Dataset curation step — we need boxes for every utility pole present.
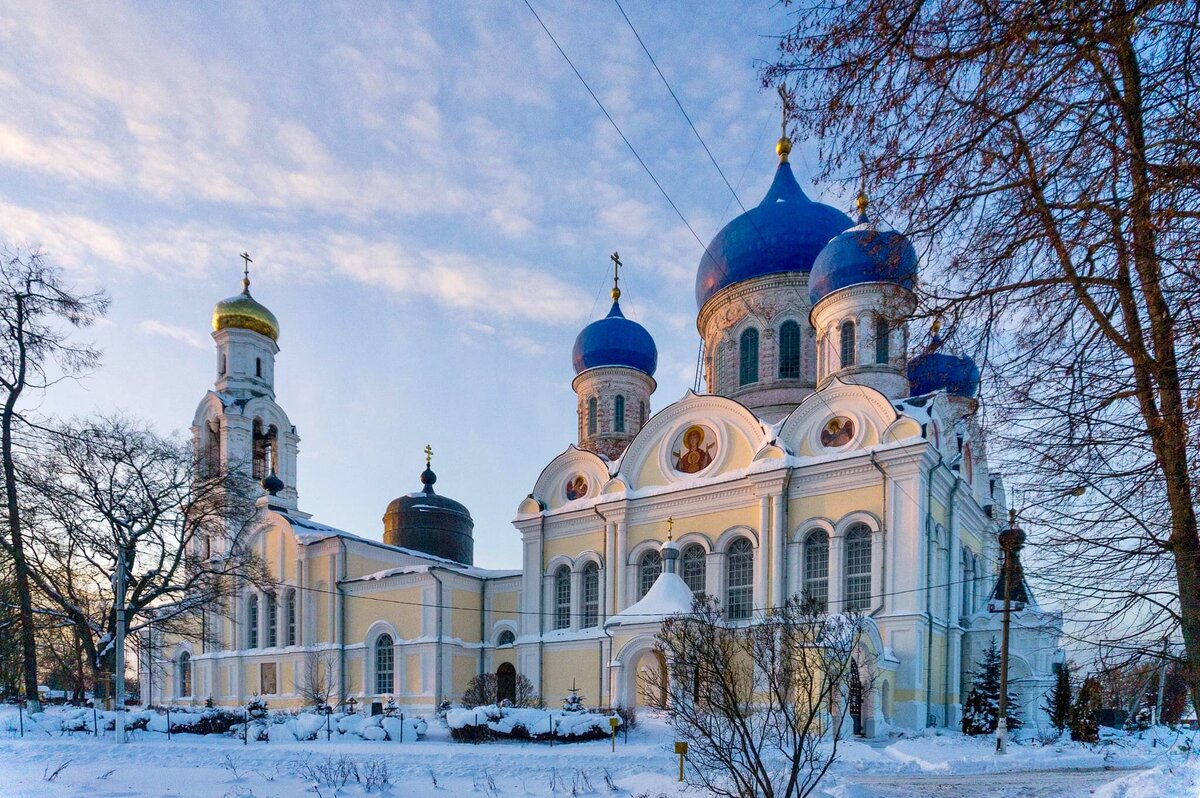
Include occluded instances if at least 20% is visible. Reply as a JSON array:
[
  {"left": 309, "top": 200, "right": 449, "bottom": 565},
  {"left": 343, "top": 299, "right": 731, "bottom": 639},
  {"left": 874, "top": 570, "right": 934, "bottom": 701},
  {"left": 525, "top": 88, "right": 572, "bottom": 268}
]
[
  {"left": 114, "top": 547, "right": 127, "bottom": 744},
  {"left": 993, "top": 509, "right": 1026, "bottom": 755}
]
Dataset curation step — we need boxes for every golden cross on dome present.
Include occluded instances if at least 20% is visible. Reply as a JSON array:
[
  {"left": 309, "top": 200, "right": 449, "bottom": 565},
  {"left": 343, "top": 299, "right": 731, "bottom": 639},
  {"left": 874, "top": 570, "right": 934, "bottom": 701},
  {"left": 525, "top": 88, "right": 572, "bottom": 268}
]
[
  {"left": 667, "top": 516, "right": 674, "bottom": 541},
  {"left": 776, "top": 84, "right": 793, "bottom": 163},
  {"left": 240, "top": 252, "right": 253, "bottom": 292},
  {"left": 610, "top": 251, "right": 622, "bottom": 301},
  {"left": 424, "top": 444, "right": 433, "bottom": 468}
]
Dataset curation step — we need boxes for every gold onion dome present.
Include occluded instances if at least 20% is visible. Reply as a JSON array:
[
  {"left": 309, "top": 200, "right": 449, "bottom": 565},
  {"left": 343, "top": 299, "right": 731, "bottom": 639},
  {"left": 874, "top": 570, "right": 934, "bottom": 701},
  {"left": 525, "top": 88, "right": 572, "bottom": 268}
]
[{"left": 212, "top": 276, "right": 279, "bottom": 341}]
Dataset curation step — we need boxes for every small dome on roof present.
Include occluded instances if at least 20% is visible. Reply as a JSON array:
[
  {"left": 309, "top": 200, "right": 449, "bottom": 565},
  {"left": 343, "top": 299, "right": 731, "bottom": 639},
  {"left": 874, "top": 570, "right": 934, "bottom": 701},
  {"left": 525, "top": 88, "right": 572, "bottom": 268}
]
[
  {"left": 908, "top": 332, "right": 980, "bottom": 398},
  {"left": 695, "top": 154, "right": 852, "bottom": 309},
  {"left": 809, "top": 197, "right": 918, "bottom": 306},
  {"left": 383, "top": 459, "right": 474, "bottom": 565},
  {"left": 213, "top": 277, "right": 279, "bottom": 341},
  {"left": 572, "top": 299, "right": 657, "bottom": 377}
]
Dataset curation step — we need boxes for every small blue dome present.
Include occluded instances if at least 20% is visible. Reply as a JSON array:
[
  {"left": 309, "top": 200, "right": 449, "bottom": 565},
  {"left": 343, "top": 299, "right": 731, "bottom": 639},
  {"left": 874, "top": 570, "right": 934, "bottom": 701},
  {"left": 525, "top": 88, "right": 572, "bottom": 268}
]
[
  {"left": 809, "top": 222, "right": 918, "bottom": 306},
  {"left": 908, "top": 338, "right": 980, "bottom": 398},
  {"left": 572, "top": 300, "right": 657, "bottom": 377},
  {"left": 695, "top": 161, "right": 852, "bottom": 309}
]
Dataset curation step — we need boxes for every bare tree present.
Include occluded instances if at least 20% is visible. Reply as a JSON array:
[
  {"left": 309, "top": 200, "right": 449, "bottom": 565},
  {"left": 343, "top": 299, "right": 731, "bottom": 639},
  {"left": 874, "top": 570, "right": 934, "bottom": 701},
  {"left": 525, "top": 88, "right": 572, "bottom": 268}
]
[
  {"left": 0, "top": 250, "right": 108, "bottom": 709},
  {"left": 298, "top": 649, "right": 338, "bottom": 709},
  {"left": 647, "top": 596, "right": 868, "bottom": 798},
  {"left": 765, "top": 0, "right": 1200, "bottom": 706},
  {"left": 23, "top": 414, "right": 265, "bottom": 699}
]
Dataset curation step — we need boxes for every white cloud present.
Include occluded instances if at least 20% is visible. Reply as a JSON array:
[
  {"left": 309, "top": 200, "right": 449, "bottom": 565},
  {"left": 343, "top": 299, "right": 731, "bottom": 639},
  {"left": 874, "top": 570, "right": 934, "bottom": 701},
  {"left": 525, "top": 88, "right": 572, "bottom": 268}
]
[{"left": 138, "top": 319, "right": 206, "bottom": 350}]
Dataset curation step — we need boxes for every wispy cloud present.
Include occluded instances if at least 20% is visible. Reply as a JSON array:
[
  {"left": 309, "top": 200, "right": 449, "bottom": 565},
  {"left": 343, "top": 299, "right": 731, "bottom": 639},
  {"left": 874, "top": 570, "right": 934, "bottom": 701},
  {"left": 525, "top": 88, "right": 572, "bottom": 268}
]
[{"left": 138, "top": 320, "right": 207, "bottom": 350}]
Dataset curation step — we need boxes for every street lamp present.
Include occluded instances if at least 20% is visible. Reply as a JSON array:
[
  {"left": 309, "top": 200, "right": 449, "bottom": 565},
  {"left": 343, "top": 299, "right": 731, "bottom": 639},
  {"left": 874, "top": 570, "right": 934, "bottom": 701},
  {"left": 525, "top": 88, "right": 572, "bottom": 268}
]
[{"left": 988, "top": 509, "right": 1028, "bottom": 755}]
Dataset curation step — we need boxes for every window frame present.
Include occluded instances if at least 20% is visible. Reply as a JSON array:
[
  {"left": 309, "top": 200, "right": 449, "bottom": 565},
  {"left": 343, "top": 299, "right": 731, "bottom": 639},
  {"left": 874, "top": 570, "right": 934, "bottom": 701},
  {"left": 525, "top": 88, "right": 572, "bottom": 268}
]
[
  {"left": 874, "top": 317, "right": 890, "bottom": 364},
  {"left": 803, "top": 530, "right": 830, "bottom": 612},
  {"left": 681, "top": 544, "right": 706, "bottom": 597},
  {"left": 739, "top": 328, "right": 760, "bottom": 386},
  {"left": 614, "top": 395, "right": 626, "bottom": 433},
  {"left": 586, "top": 397, "right": 597, "bottom": 436},
  {"left": 178, "top": 651, "right": 192, "bottom": 698},
  {"left": 638, "top": 549, "right": 662, "bottom": 600},
  {"left": 554, "top": 565, "right": 571, "bottom": 630},
  {"left": 582, "top": 561, "right": 600, "bottom": 628},
  {"left": 246, "top": 594, "right": 259, "bottom": 649},
  {"left": 375, "top": 633, "right": 394, "bottom": 695},
  {"left": 843, "top": 524, "right": 872, "bottom": 611},
  {"left": 778, "top": 320, "right": 801, "bottom": 379},
  {"left": 839, "top": 320, "right": 856, "bottom": 368},
  {"left": 725, "top": 538, "right": 754, "bottom": 621}
]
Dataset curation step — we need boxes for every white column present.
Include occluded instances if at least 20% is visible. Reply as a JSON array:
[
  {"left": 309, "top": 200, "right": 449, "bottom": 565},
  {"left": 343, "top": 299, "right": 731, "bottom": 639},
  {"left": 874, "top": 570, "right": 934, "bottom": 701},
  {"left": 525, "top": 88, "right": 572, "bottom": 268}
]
[
  {"left": 770, "top": 493, "right": 785, "bottom": 610},
  {"left": 604, "top": 522, "right": 616, "bottom": 616},
  {"left": 756, "top": 496, "right": 769, "bottom": 612},
  {"left": 615, "top": 521, "right": 628, "bottom": 611}
]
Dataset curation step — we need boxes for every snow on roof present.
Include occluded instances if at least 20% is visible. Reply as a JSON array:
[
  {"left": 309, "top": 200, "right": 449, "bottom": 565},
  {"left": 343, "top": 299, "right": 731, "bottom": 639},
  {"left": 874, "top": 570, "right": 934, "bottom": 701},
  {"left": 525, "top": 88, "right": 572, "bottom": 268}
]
[
  {"left": 279, "top": 513, "right": 519, "bottom": 581},
  {"left": 605, "top": 571, "right": 694, "bottom": 628}
]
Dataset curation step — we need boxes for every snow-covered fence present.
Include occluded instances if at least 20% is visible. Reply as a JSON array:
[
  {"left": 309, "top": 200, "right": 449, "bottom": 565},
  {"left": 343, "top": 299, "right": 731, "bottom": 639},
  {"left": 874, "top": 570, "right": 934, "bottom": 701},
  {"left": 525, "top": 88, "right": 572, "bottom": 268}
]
[{"left": 445, "top": 704, "right": 622, "bottom": 744}]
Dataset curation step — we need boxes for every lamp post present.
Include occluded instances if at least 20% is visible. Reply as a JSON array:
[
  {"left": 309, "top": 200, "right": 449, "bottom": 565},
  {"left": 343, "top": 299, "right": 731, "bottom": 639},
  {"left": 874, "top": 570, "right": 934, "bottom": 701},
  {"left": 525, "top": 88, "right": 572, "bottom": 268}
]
[{"left": 991, "top": 509, "right": 1026, "bottom": 755}]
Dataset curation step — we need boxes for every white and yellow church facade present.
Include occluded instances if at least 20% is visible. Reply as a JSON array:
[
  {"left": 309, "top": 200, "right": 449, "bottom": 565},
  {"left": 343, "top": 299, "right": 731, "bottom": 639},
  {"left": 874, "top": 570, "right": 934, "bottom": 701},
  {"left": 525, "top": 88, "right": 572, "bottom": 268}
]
[{"left": 142, "top": 135, "right": 1062, "bottom": 737}]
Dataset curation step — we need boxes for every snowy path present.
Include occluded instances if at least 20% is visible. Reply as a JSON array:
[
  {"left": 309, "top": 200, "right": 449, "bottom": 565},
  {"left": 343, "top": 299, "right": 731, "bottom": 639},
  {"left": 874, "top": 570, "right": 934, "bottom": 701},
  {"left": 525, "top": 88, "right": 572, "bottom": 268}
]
[{"left": 842, "top": 767, "right": 1146, "bottom": 798}]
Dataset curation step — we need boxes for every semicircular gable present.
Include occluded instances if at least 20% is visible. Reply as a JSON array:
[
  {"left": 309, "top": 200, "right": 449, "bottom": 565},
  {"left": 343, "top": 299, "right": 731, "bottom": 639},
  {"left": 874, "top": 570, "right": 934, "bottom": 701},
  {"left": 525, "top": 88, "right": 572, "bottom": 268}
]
[
  {"left": 243, "top": 397, "right": 294, "bottom": 432},
  {"left": 618, "top": 391, "right": 767, "bottom": 491},
  {"left": 778, "top": 378, "right": 900, "bottom": 457},
  {"left": 191, "top": 391, "right": 225, "bottom": 429},
  {"left": 529, "top": 445, "right": 610, "bottom": 512}
]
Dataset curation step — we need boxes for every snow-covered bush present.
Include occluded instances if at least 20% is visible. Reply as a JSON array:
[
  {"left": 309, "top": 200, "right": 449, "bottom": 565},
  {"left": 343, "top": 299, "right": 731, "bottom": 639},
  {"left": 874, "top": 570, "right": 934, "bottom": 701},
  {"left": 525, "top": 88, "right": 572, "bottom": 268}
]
[{"left": 446, "top": 704, "right": 620, "bottom": 743}]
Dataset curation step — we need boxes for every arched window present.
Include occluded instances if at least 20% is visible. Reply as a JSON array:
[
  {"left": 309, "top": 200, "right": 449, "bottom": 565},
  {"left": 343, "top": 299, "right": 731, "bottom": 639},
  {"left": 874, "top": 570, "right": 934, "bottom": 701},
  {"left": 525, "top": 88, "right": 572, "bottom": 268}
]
[
  {"left": 839, "top": 321, "right": 856, "bottom": 368},
  {"left": 844, "top": 525, "right": 872, "bottom": 611},
  {"left": 681, "top": 544, "right": 706, "bottom": 597},
  {"left": 265, "top": 593, "right": 277, "bottom": 647},
  {"left": 638, "top": 550, "right": 662, "bottom": 599},
  {"left": 778, "top": 320, "right": 801, "bottom": 379},
  {"left": 614, "top": 395, "right": 626, "bottom": 433},
  {"left": 178, "top": 651, "right": 192, "bottom": 697},
  {"left": 803, "top": 530, "right": 830, "bottom": 612},
  {"left": 739, "top": 328, "right": 759, "bottom": 385},
  {"left": 496, "top": 629, "right": 516, "bottom": 647},
  {"left": 639, "top": 401, "right": 646, "bottom": 428},
  {"left": 285, "top": 590, "right": 297, "bottom": 647},
  {"left": 714, "top": 341, "right": 726, "bottom": 387},
  {"left": 582, "top": 562, "right": 600, "bottom": 628},
  {"left": 256, "top": 357, "right": 262, "bottom": 378},
  {"left": 554, "top": 565, "right": 571, "bottom": 630},
  {"left": 246, "top": 594, "right": 259, "bottom": 649},
  {"left": 726, "top": 538, "right": 754, "bottom": 620},
  {"left": 874, "top": 317, "right": 890, "bottom": 364},
  {"left": 375, "top": 634, "right": 394, "bottom": 694},
  {"left": 587, "top": 397, "right": 597, "bottom": 436},
  {"left": 218, "top": 353, "right": 226, "bottom": 376},
  {"left": 497, "top": 662, "right": 516, "bottom": 704}
]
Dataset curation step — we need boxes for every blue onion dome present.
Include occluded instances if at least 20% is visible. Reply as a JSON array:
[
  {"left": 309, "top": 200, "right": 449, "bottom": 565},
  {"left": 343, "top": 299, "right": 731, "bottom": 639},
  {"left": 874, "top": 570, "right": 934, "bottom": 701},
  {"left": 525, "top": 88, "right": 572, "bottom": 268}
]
[
  {"left": 908, "top": 325, "right": 981, "bottom": 398},
  {"left": 572, "top": 292, "right": 657, "bottom": 377},
  {"left": 809, "top": 194, "right": 919, "bottom": 306},
  {"left": 695, "top": 139, "right": 852, "bottom": 309}
]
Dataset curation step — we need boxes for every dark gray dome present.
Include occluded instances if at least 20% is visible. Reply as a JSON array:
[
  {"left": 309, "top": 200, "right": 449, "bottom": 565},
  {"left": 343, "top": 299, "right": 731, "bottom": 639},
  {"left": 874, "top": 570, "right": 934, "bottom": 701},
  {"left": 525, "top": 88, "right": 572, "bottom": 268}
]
[{"left": 383, "top": 466, "right": 474, "bottom": 565}]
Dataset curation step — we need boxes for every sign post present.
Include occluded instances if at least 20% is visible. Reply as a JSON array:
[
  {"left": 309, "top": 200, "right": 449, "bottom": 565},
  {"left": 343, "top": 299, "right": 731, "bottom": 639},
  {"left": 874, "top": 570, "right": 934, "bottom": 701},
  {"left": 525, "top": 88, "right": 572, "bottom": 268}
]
[
  {"left": 674, "top": 741, "right": 688, "bottom": 782},
  {"left": 609, "top": 716, "right": 618, "bottom": 752}
]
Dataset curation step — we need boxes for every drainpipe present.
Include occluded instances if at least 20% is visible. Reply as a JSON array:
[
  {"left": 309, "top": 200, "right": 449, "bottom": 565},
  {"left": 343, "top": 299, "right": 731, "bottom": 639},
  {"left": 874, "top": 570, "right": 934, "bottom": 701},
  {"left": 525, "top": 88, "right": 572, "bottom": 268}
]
[
  {"left": 337, "top": 538, "right": 347, "bottom": 708},
  {"left": 536, "top": 507, "right": 546, "bottom": 704},
  {"left": 868, "top": 451, "right": 887, "bottom": 616},
  {"left": 593, "top": 505, "right": 610, "bottom": 707},
  {"left": 923, "top": 450, "right": 943, "bottom": 726},
  {"left": 479, "top": 577, "right": 488, "bottom": 677},
  {"left": 429, "top": 567, "right": 445, "bottom": 708},
  {"left": 943, "top": 478, "right": 961, "bottom": 726}
]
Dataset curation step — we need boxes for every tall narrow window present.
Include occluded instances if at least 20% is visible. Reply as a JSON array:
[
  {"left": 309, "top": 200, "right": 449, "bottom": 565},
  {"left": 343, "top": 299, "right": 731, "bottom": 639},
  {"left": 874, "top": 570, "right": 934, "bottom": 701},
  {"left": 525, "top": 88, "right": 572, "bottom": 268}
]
[
  {"left": 587, "top": 397, "right": 597, "bottom": 436},
  {"left": 726, "top": 538, "right": 754, "bottom": 620},
  {"left": 582, "top": 562, "right": 600, "bottom": 628},
  {"left": 178, "top": 651, "right": 192, "bottom": 697},
  {"left": 639, "top": 550, "right": 662, "bottom": 599},
  {"left": 256, "top": 357, "right": 263, "bottom": 377},
  {"left": 218, "top": 353, "right": 227, "bottom": 376},
  {"left": 614, "top": 395, "right": 626, "bottom": 433},
  {"left": 874, "top": 317, "right": 890, "bottom": 364},
  {"left": 265, "top": 593, "right": 277, "bottom": 647},
  {"left": 285, "top": 590, "right": 297, "bottom": 647},
  {"left": 778, "top": 320, "right": 801, "bottom": 379},
  {"left": 681, "top": 544, "right": 706, "bottom": 597},
  {"left": 803, "top": 531, "right": 830, "bottom": 612},
  {"left": 714, "top": 342, "right": 726, "bottom": 387},
  {"left": 844, "top": 525, "right": 872, "bottom": 611},
  {"left": 840, "top": 321, "right": 856, "bottom": 368},
  {"left": 554, "top": 565, "right": 571, "bottom": 630},
  {"left": 375, "top": 634, "right": 394, "bottom": 694},
  {"left": 961, "top": 551, "right": 974, "bottom": 617},
  {"left": 739, "top": 328, "right": 759, "bottom": 385},
  {"left": 246, "top": 594, "right": 259, "bottom": 649},
  {"left": 639, "top": 401, "right": 646, "bottom": 428}
]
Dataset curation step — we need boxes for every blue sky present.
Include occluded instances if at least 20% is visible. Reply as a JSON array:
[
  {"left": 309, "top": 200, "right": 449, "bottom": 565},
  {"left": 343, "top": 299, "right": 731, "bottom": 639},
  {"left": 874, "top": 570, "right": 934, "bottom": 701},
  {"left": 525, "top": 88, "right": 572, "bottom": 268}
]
[{"left": 0, "top": 2, "right": 862, "bottom": 569}]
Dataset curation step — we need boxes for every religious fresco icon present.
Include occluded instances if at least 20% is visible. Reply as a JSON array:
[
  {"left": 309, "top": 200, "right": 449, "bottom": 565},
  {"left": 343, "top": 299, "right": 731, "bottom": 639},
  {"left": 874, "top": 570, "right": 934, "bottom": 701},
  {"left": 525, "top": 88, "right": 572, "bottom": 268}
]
[
  {"left": 820, "top": 416, "right": 855, "bottom": 448},
  {"left": 564, "top": 474, "right": 589, "bottom": 501},
  {"left": 672, "top": 424, "right": 717, "bottom": 474}
]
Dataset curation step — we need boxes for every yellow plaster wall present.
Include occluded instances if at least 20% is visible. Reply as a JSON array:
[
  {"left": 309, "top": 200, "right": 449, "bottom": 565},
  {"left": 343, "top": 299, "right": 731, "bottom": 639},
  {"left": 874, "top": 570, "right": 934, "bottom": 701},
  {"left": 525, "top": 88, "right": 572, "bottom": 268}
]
[
  {"left": 346, "top": 550, "right": 408, "bottom": 579},
  {"left": 628, "top": 505, "right": 759, "bottom": 550},
  {"left": 489, "top": 589, "right": 518, "bottom": 616},
  {"left": 789, "top": 486, "right": 882, "bottom": 531},
  {"left": 542, "top": 645, "right": 604, "bottom": 706},
  {"left": 406, "top": 654, "right": 422, "bottom": 694},
  {"left": 543, "top": 530, "right": 604, "bottom": 565},
  {"left": 451, "top": 588, "right": 482, "bottom": 642},
  {"left": 451, "top": 653, "right": 478, "bottom": 700},
  {"left": 343, "top": 586, "right": 423, "bottom": 641}
]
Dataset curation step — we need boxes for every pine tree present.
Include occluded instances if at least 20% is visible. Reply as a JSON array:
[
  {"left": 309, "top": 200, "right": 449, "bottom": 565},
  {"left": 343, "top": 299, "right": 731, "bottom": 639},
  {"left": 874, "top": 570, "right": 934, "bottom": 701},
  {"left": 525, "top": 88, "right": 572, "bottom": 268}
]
[
  {"left": 1043, "top": 662, "right": 1072, "bottom": 734},
  {"left": 961, "top": 638, "right": 1023, "bottom": 735},
  {"left": 1069, "top": 676, "right": 1100, "bottom": 742},
  {"left": 563, "top": 680, "right": 586, "bottom": 713}
]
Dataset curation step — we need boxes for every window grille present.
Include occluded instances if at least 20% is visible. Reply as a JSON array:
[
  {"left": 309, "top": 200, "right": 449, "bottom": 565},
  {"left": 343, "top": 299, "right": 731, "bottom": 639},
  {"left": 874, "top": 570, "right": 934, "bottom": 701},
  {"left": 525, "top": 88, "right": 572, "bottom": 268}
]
[
  {"left": 739, "top": 328, "right": 759, "bottom": 385},
  {"left": 582, "top": 562, "right": 600, "bottom": 628},
  {"left": 844, "top": 525, "right": 872, "bottom": 611},
  {"left": 375, "top": 634, "right": 394, "bottom": 694},
  {"left": 614, "top": 395, "right": 626, "bottom": 433},
  {"left": 681, "top": 544, "right": 706, "bottom": 596},
  {"left": 554, "top": 565, "right": 571, "bottom": 630},
  {"left": 246, "top": 595, "right": 258, "bottom": 649},
  {"left": 840, "top": 321, "right": 856, "bottom": 368},
  {"left": 804, "top": 531, "right": 829, "bottom": 611},
  {"left": 639, "top": 550, "right": 662, "bottom": 599},
  {"left": 726, "top": 538, "right": 754, "bottom": 620},
  {"left": 779, "top": 321, "right": 801, "bottom": 379}
]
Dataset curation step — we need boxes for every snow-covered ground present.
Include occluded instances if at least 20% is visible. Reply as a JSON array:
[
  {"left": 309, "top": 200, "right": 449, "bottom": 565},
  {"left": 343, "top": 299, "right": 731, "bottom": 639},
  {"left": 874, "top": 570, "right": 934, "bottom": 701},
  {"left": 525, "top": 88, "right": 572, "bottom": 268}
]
[{"left": 0, "top": 706, "right": 1196, "bottom": 797}]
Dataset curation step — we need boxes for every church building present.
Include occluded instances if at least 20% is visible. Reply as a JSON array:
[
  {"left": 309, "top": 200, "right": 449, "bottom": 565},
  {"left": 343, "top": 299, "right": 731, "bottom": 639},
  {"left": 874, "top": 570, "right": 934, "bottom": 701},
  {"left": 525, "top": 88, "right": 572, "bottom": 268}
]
[{"left": 142, "top": 127, "right": 1063, "bottom": 737}]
